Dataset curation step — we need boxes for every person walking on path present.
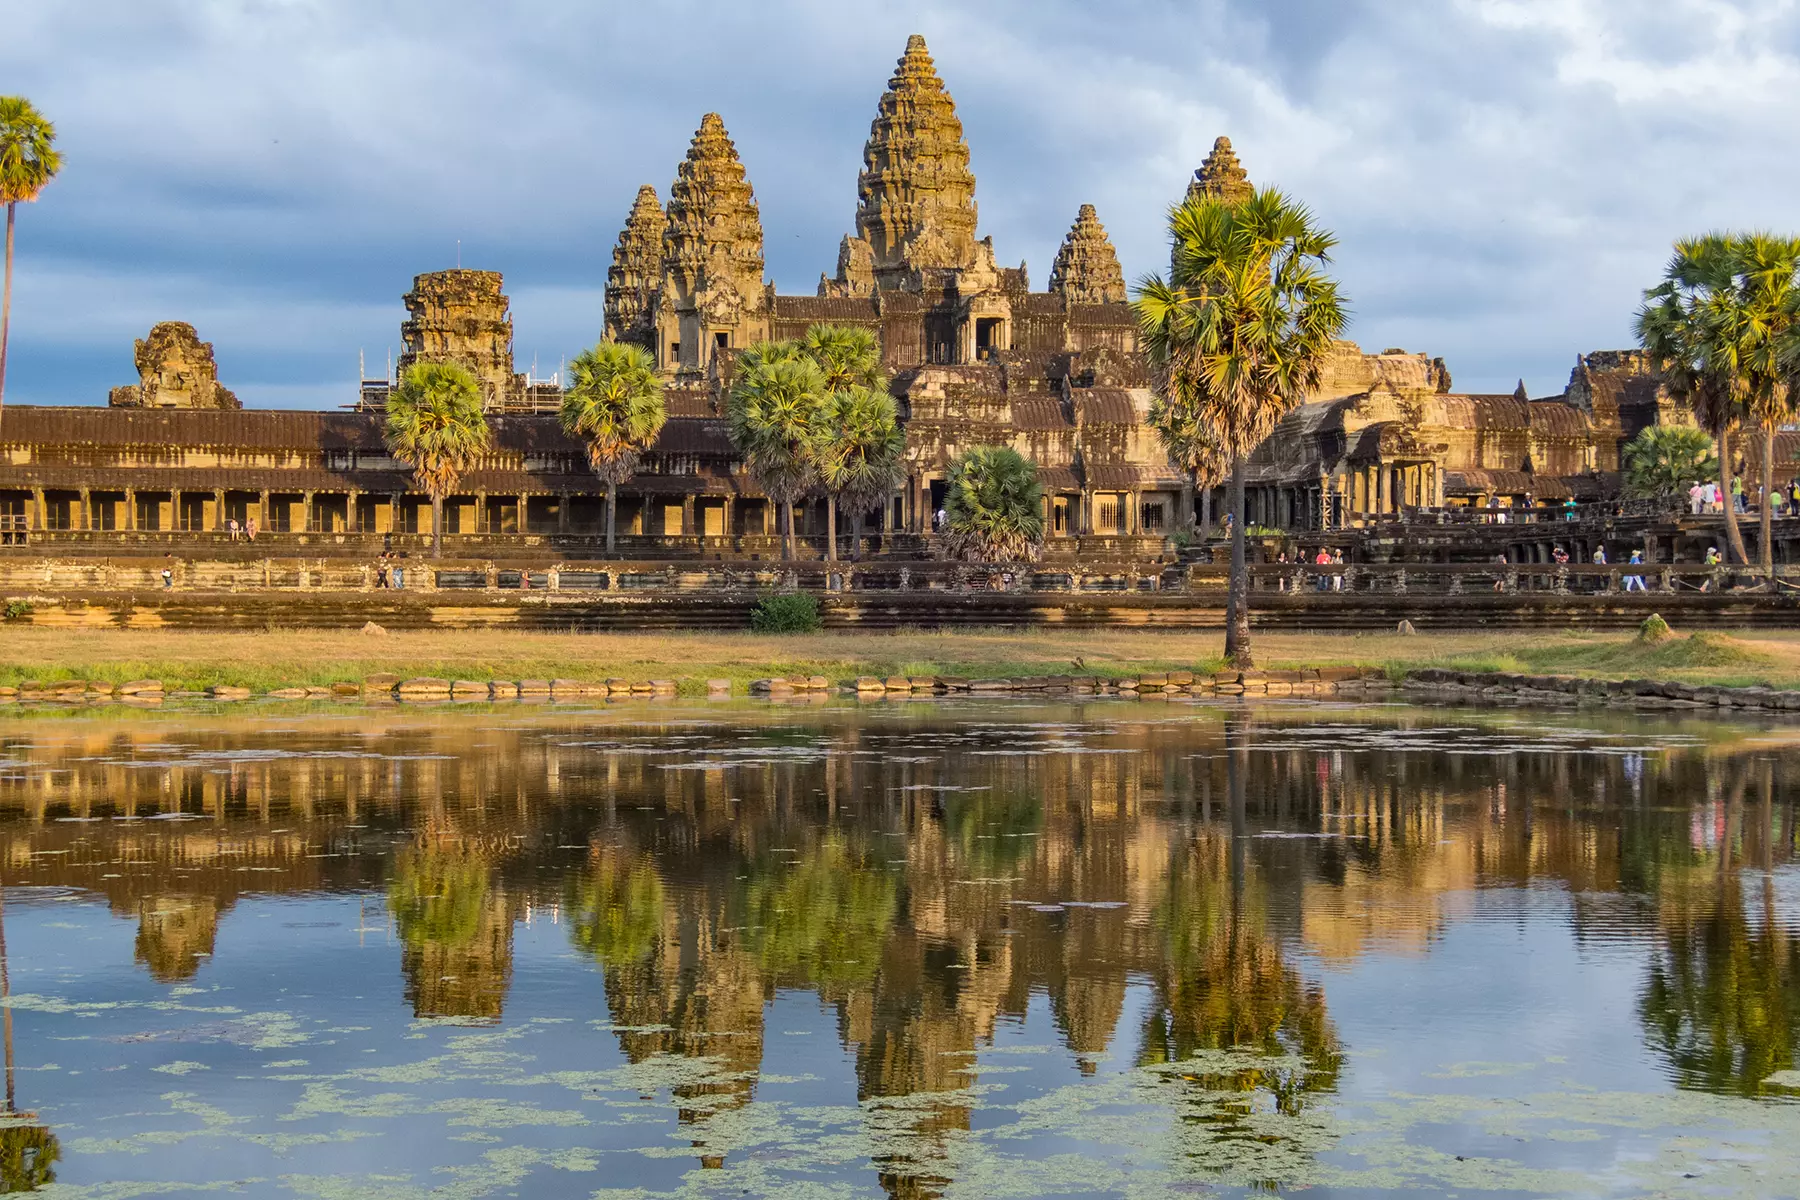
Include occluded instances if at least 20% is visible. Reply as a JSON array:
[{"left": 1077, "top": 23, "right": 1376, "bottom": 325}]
[{"left": 1624, "top": 550, "right": 1647, "bottom": 592}]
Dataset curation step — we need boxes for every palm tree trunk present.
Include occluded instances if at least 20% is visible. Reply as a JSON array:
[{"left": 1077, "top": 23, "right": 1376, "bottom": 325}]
[
  {"left": 0, "top": 201, "right": 14, "bottom": 434},
  {"left": 1201, "top": 486, "right": 1213, "bottom": 537},
  {"left": 605, "top": 482, "right": 617, "bottom": 557},
  {"left": 827, "top": 495, "right": 838, "bottom": 563},
  {"left": 1228, "top": 455, "right": 1252, "bottom": 669},
  {"left": 1718, "top": 426, "right": 1750, "bottom": 566},
  {"left": 782, "top": 498, "right": 795, "bottom": 562},
  {"left": 1, "top": 878, "right": 15, "bottom": 1113},
  {"left": 1761, "top": 421, "right": 1775, "bottom": 577},
  {"left": 432, "top": 495, "right": 443, "bottom": 558}
]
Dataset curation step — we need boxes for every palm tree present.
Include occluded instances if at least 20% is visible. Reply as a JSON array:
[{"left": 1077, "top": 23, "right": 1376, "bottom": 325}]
[
  {"left": 1136, "top": 188, "right": 1348, "bottom": 668},
  {"left": 801, "top": 324, "right": 885, "bottom": 391},
  {"left": 1722, "top": 233, "right": 1800, "bottom": 576},
  {"left": 942, "top": 445, "right": 1044, "bottom": 563},
  {"left": 1148, "top": 391, "right": 1229, "bottom": 535},
  {"left": 1638, "top": 236, "right": 1752, "bottom": 566},
  {"left": 0, "top": 98, "right": 63, "bottom": 429},
  {"left": 728, "top": 355, "right": 827, "bottom": 560},
  {"left": 1622, "top": 425, "right": 1719, "bottom": 502},
  {"left": 812, "top": 384, "right": 905, "bottom": 560},
  {"left": 384, "top": 361, "right": 491, "bottom": 558},
  {"left": 560, "top": 341, "right": 666, "bottom": 556}
]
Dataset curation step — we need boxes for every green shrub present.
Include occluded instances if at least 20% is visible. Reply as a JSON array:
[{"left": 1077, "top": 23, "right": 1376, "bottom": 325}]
[
  {"left": 1638, "top": 613, "right": 1673, "bottom": 644},
  {"left": 750, "top": 593, "right": 822, "bottom": 633},
  {"left": 2, "top": 600, "right": 32, "bottom": 622}
]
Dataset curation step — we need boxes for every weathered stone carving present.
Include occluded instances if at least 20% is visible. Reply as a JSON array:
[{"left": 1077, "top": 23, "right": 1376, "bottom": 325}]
[
  {"left": 848, "top": 33, "right": 979, "bottom": 289},
  {"left": 659, "top": 113, "right": 768, "bottom": 371},
  {"left": 397, "top": 269, "right": 526, "bottom": 410},
  {"left": 1049, "top": 205, "right": 1127, "bottom": 304},
  {"left": 819, "top": 234, "right": 876, "bottom": 299},
  {"left": 108, "top": 321, "right": 241, "bottom": 410},
  {"left": 1187, "top": 136, "right": 1254, "bottom": 206},
  {"left": 605, "top": 185, "right": 665, "bottom": 347}
]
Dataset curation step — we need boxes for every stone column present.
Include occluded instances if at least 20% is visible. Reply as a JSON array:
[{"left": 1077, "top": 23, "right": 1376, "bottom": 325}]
[
  {"left": 30, "top": 487, "right": 45, "bottom": 531},
  {"left": 682, "top": 495, "right": 696, "bottom": 537},
  {"left": 301, "top": 490, "right": 314, "bottom": 533},
  {"left": 517, "top": 493, "right": 530, "bottom": 535},
  {"left": 391, "top": 493, "right": 404, "bottom": 535},
  {"left": 558, "top": 494, "right": 570, "bottom": 534},
  {"left": 214, "top": 488, "right": 226, "bottom": 533},
  {"left": 126, "top": 488, "right": 138, "bottom": 531},
  {"left": 79, "top": 487, "right": 91, "bottom": 531},
  {"left": 347, "top": 489, "right": 361, "bottom": 533},
  {"left": 1128, "top": 491, "right": 1140, "bottom": 535},
  {"left": 258, "top": 490, "right": 270, "bottom": 532}
]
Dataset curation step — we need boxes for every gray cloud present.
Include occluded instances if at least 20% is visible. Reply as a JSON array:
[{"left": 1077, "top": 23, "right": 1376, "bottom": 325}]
[{"left": 4, "top": 0, "right": 1798, "bottom": 408}]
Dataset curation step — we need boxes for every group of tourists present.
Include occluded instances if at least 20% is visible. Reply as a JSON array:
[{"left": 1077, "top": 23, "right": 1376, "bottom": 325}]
[
  {"left": 373, "top": 552, "right": 405, "bottom": 589},
  {"left": 224, "top": 517, "right": 258, "bottom": 542},
  {"left": 1688, "top": 478, "right": 1800, "bottom": 516}
]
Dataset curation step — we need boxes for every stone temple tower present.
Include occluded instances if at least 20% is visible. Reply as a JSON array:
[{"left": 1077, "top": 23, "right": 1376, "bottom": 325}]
[
  {"left": 1187, "top": 136, "right": 1253, "bottom": 206},
  {"left": 834, "top": 34, "right": 980, "bottom": 294},
  {"left": 605, "top": 184, "right": 665, "bottom": 349},
  {"left": 1049, "top": 205, "right": 1127, "bottom": 305},
  {"left": 656, "top": 113, "right": 768, "bottom": 374},
  {"left": 396, "top": 269, "right": 525, "bottom": 411}
]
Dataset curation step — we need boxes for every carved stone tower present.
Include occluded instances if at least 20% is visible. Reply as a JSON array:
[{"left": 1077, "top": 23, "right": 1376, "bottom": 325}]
[
  {"left": 108, "top": 322, "right": 241, "bottom": 410},
  {"left": 1049, "top": 205, "right": 1127, "bottom": 305},
  {"left": 658, "top": 113, "right": 768, "bottom": 374},
  {"left": 605, "top": 184, "right": 665, "bottom": 348},
  {"left": 844, "top": 34, "right": 980, "bottom": 292},
  {"left": 396, "top": 269, "right": 524, "bottom": 411},
  {"left": 1187, "top": 136, "right": 1253, "bottom": 206}
]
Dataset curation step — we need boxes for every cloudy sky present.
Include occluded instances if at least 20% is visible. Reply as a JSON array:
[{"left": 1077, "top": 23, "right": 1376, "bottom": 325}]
[{"left": 5, "top": 0, "right": 1798, "bottom": 409}]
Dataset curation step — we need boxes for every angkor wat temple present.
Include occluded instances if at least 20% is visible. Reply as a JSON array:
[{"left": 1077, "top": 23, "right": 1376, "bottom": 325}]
[{"left": 0, "top": 35, "right": 1693, "bottom": 554}]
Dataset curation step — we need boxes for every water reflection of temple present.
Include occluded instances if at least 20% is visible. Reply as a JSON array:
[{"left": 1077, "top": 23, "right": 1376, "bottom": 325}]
[{"left": 3, "top": 708, "right": 1799, "bottom": 1187}]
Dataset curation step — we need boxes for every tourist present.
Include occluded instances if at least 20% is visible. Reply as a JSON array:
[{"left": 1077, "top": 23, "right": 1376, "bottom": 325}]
[
  {"left": 1790, "top": 479, "right": 1800, "bottom": 513},
  {"left": 1276, "top": 550, "right": 1288, "bottom": 591},
  {"left": 1331, "top": 548, "right": 1344, "bottom": 590},
  {"left": 1592, "top": 546, "right": 1606, "bottom": 565},
  {"left": 226, "top": 517, "right": 239, "bottom": 542},
  {"left": 246, "top": 516, "right": 258, "bottom": 542},
  {"left": 1624, "top": 550, "right": 1647, "bottom": 592},
  {"left": 1314, "top": 546, "right": 1331, "bottom": 591},
  {"left": 1563, "top": 496, "right": 1577, "bottom": 522},
  {"left": 1552, "top": 545, "right": 1569, "bottom": 565},
  {"left": 1732, "top": 475, "right": 1745, "bottom": 514},
  {"left": 375, "top": 554, "right": 390, "bottom": 589},
  {"left": 1492, "top": 552, "right": 1508, "bottom": 592},
  {"left": 1689, "top": 481, "right": 1705, "bottom": 515},
  {"left": 392, "top": 555, "right": 405, "bottom": 590},
  {"left": 161, "top": 555, "right": 175, "bottom": 590}
]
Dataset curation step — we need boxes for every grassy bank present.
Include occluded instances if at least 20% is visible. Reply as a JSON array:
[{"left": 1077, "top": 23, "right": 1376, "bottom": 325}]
[{"left": 2, "top": 624, "right": 1798, "bottom": 694}]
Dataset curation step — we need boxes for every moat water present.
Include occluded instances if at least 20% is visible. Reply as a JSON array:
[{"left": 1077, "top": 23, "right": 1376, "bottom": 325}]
[{"left": 0, "top": 700, "right": 1798, "bottom": 1198}]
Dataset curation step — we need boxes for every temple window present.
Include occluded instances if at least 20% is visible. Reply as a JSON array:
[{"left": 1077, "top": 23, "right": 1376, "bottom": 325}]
[
  {"left": 1141, "top": 502, "right": 1165, "bottom": 533},
  {"left": 1097, "top": 497, "right": 1120, "bottom": 533}
]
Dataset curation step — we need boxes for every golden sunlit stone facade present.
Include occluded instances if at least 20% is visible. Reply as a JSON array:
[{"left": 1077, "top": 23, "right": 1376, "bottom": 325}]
[{"left": 0, "top": 34, "right": 1683, "bottom": 554}]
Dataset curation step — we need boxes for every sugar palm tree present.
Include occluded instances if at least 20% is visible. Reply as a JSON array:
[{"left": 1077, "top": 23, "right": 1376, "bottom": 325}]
[
  {"left": 812, "top": 383, "right": 905, "bottom": 560},
  {"left": 1717, "top": 233, "right": 1800, "bottom": 576},
  {"left": 801, "top": 324, "right": 885, "bottom": 391},
  {"left": 1135, "top": 188, "right": 1348, "bottom": 668},
  {"left": 1622, "top": 425, "right": 1719, "bottom": 502},
  {"left": 560, "top": 341, "right": 666, "bottom": 556},
  {"left": 0, "top": 97, "right": 63, "bottom": 430},
  {"left": 1148, "top": 391, "right": 1229, "bottom": 534},
  {"left": 384, "top": 361, "right": 491, "bottom": 557},
  {"left": 1637, "top": 235, "right": 1752, "bottom": 567},
  {"left": 942, "top": 445, "right": 1044, "bottom": 563},
  {"left": 728, "top": 355, "right": 827, "bottom": 560}
]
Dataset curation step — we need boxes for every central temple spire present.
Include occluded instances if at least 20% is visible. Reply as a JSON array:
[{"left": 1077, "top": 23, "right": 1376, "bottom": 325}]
[{"left": 854, "top": 33, "right": 979, "bottom": 287}]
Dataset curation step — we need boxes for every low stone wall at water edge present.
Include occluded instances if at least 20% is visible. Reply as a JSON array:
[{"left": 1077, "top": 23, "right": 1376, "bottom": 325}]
[{"left": 1401, "top": 668, "right": 1800, "bottom": 713}]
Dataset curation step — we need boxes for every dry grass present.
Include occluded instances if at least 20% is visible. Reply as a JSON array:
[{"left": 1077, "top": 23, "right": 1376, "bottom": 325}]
[{"left": 4, "top": 623, "right": 1800, "bottom": 693}]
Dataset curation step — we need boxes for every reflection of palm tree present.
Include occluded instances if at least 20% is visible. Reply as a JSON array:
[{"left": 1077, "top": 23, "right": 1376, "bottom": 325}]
[
  {"left": 387, "top": 844, "right": 513, "bottom": 1021},
  {"left": 743, "top": 835, "right": 897, "bottom": 991},
  {"left": 133, "top": 896, "right": 220, "bottom": 983},
  {"left": 565, "top": 847, "right": 663, "bottom": 967},
  {"left": 0, "top": 881, "right": 60, "bottom": 1191},
  {"left": 1639, "top": 788, "right": 1800, "bottom": 1096},
  {"left": 1141, "top": 726, "right": 1342, "bottom": 1136}
]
